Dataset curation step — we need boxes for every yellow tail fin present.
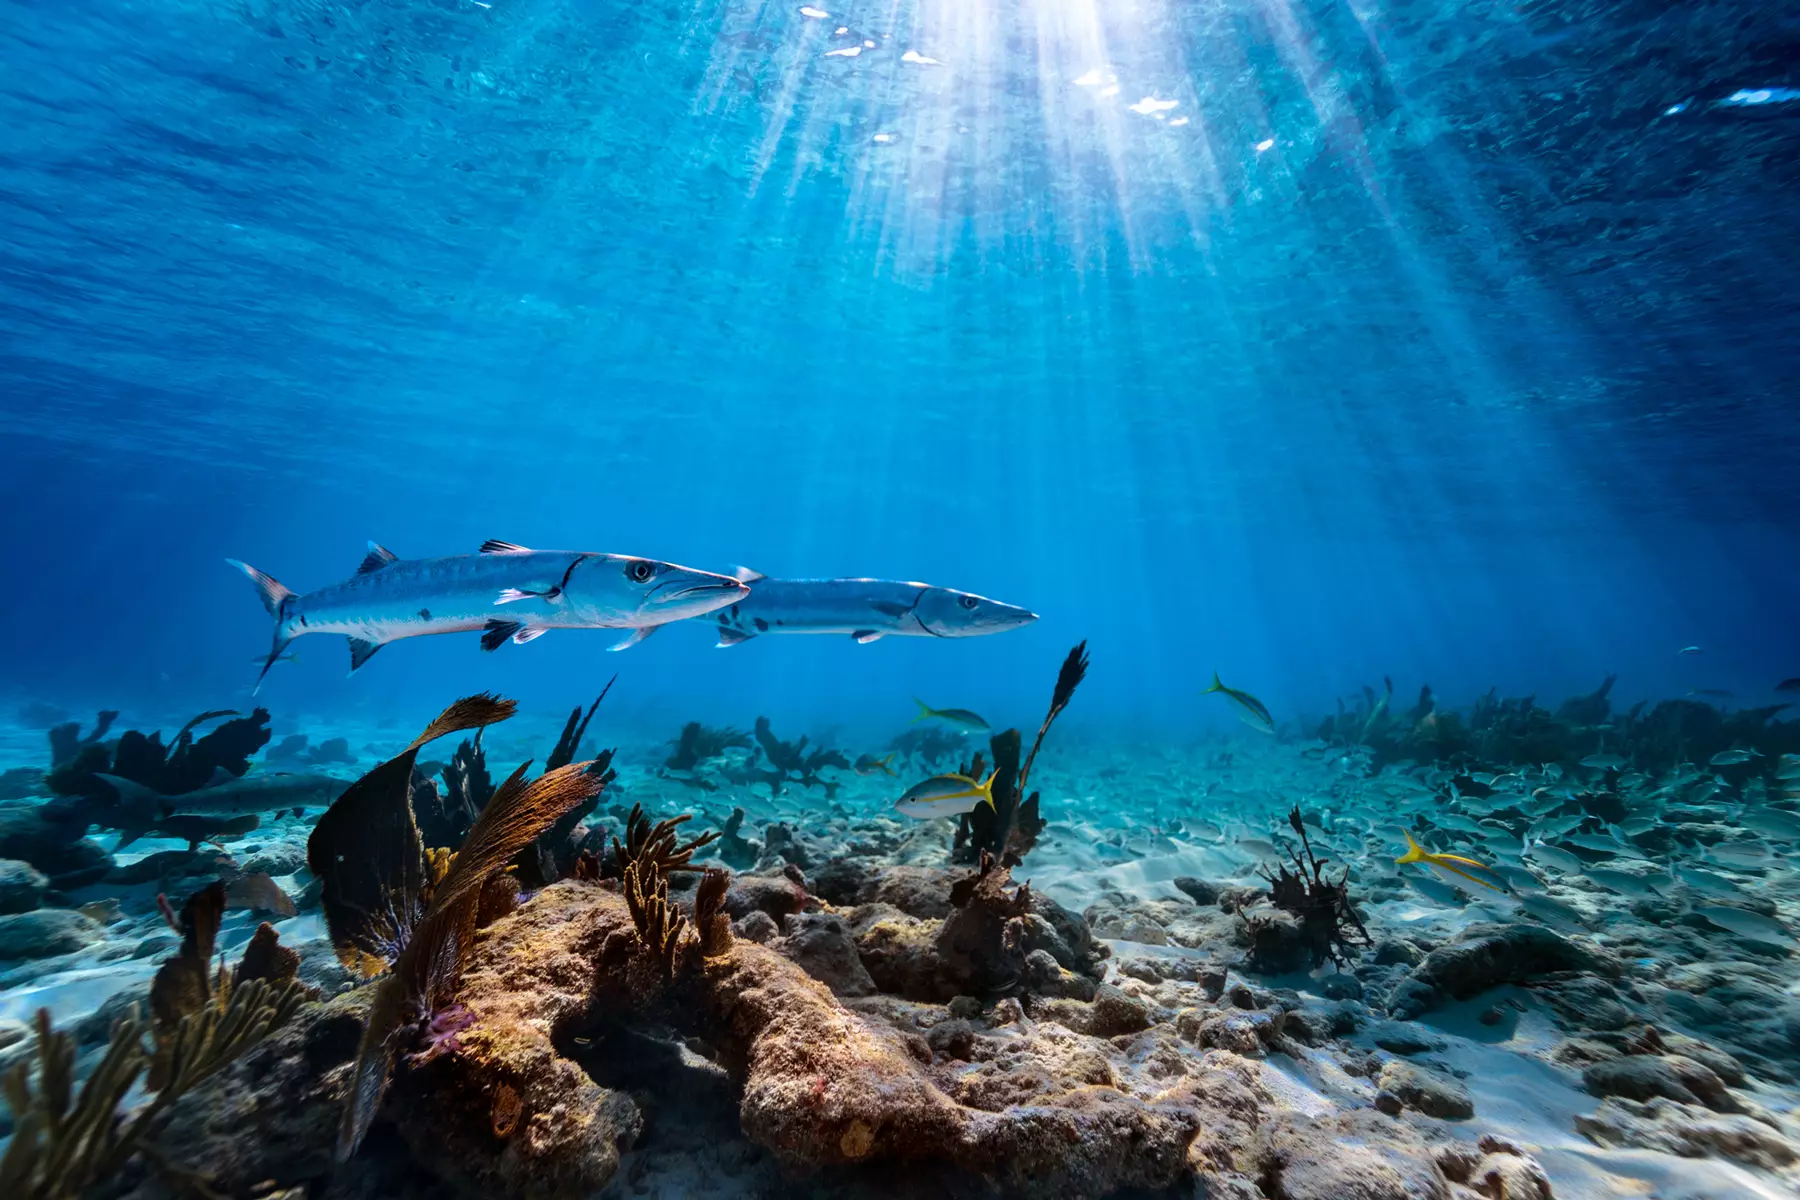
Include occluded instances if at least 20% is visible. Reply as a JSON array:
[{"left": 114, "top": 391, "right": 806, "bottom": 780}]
[
  {"left": 976, "top": 771, "right": 998, "bottom": 810},
  {"left": 1204, "top": 672, "right": 1224, "bottom": 694},
  {"left": 911, "top": 698, "right": 936, "bottom": 723},
  {"left": 1395, "top": 830, "right": 1428, "bottom": 865}
]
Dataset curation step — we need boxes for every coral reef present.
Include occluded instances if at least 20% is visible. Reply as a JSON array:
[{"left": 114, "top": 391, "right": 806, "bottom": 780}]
[{"left": 0, "top": 882, "right": 304, "bottom": 1200}]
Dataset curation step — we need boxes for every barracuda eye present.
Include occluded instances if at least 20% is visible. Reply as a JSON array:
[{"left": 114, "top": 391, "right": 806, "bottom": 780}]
[
  {"left": 626, "top": 560, "right": 656, "bottom": 584},
  {"left": 960, "top": 595, "right": 978, "bottom": 611}
]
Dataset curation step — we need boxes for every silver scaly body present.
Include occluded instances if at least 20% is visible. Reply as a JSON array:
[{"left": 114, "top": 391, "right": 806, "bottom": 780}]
[
  {"left": 700, "top": 570, "right": 1037, "bottom": 646},
  {"left": 230, "top": 539, "right": 747, "bottom": 688}
]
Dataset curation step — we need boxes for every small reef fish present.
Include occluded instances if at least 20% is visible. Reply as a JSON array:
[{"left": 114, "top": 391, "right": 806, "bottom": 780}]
[
  {"left": 1706, "top": 841, "right": 1774, "bottom": 869},
  {"left": 1395, "top": 831, "right": 1511, "bottom": 896},
  {"left": 1673, "top": 866, "right": 1749, "bottom": 900},
  {"left": 1579, "top": 754, "right": 1627, "bottom": 771},
  {"left": 1688, "top": 689, "right": 1734, "bottom": 699},
  {"left": 1204, "top": 673, "right": 1275, "bottom": 735},
  {"left": 1678, "top": 645, "right": 1704, "bottom": 654},
  {"left": 701, "top": 570, "right": 1036, "bottom": 646},
  {"left": 1739, "top": 807, "right": 1800, "bottom": 840},
  {"left": 894, "top": 772, "right": 997, "bottom": 819},
  {"left": 1405, "top": 874, "right": 1468, "bottom": 906},
  {"left": 853, "top": 753, "right": 898, "bottom": 777},
  {"left": 1519, "top": 892, "right": 1588, "bottom": 929},
  {"left": 1695, "top": 905, "right": 1795, "bottom": 946},
  {"left": 230, "top": 540, "right": 748, "bottom": 690},
  {"left": 1586, "top": 867, "right": 1666, "bottom": 899},
  {"left": 911, "top": 700, "right": 991, "bottom": 731},
  {"left": 1777, "top": 678, "right": 1800, "bottom": 694},
  {"left": 1709, "top": 749, "right": 1760, "bottom": 767}
]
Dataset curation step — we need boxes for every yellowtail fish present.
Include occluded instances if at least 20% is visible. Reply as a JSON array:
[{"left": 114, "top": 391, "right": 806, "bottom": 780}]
[
  {"left": 1204, "top": 673, "right": 1274, "bottom": 734},
  {"left": 1395, "top": 831, "right": 1511, "bottom": 896},
  {"left": 894, "top": 772, "right": 997, "bottom": 819},
  {"left": 911, "top": 699, "right": 990, "bottom": 730},
  {"left": 853, "top": 752, "right": 898, "bottom": 777}
]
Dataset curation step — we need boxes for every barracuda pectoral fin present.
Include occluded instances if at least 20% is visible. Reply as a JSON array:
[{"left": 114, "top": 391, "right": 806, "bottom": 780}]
[
  {"left": 852, "top": 630, "right": 884, "bottom": 644},
  {"left": 347, "top": 637, "right": 384, "bottom": 674},
  {"left": 716, "top": 628, "right": 754, "bottom": 648},
  {"left": 609, "top": 627, "right": 656, "bottom": 652},
  {"left": 357, "top": 542, "right": 398, "bottom": 574},
  {"left": 869, "top": 600, "right": 910, "bottom": 618},
  {"left": 495, "top": 588, "right": 549, "bottom": 605}
]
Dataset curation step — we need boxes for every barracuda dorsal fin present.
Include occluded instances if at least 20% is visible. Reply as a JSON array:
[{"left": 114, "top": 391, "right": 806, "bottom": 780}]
[
  {"left": 347, "top": 637, "right": 383, "bottom": 673},
  {"left": 481, "top": 540, "right": 531, "bottom": 554},
  {"left": 732, "top": 566, "right": 766, "bottom": 584},
  {"left": 357, "top": 542, "right": 398, "bottom": 574}
]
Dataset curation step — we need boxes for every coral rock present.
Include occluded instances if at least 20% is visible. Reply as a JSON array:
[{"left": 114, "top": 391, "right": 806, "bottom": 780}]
[
  {"left": 1576, "top": 1096, "right": 1799, "bottom": 1170},
  {"left": 1582, "top": 1054, "right": 1734, "bottom": 1112},
  {"left": 773, "top": 911, "right": 877, "bottom": 998},
  {"left": 1387, "top": 923, "right": 1621, "bottom": 1019},
  {"left": 0, "top": 857, "right": 49, "bottom": 914},
  {"left": 0, "top": 907, "right": 101, "bottom": 959},
  {"left": 1377, "top": 1059, "right": 1475, "bottom": 1120}
]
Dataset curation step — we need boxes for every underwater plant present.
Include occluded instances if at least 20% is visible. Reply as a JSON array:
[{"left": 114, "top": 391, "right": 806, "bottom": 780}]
[
  {"left": 324, "top": 693, "right": 617, "bottom": 1160},
  {"left": 516, "top": 678, "right": 616, "bottom": 887},
  {"left": 665, "top": 720, "right": 752, "bottom": 771},
  {"left": 0, "top": 882, "right": 305, "bottom": 1200},
  {"left": 751, "top": 716, "right": 850, "bottom": 796},
  {"left": 954, "top": 640, "right": 1087, "bottom": 866},
  {"left": 1247, "top": 807, "right": 1370, "bottom": 972}
]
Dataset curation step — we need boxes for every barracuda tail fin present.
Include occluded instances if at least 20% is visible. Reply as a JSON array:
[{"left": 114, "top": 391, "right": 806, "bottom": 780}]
[{"left": 227, "top": 559, "right": 297, "bottom": 695}]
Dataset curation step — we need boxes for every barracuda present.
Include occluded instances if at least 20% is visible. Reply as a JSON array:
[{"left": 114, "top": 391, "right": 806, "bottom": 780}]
[
  {"left": 693, "top": 568, "right": 1037, "bottom": 646},
  {"left": 229, "top": 539, "right": 748, "bottom": 690}
]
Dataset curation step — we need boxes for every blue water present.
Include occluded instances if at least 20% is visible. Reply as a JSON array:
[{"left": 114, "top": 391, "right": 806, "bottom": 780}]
[{"left": 3, "top": 0, "right": 1798, "bottom": 737}]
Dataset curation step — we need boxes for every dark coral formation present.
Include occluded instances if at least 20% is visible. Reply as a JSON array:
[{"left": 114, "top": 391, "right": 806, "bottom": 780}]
[
  {"left": 750, "top": 716, "right": 850, "bottom": 795},
  {"left": 664, "top": 721, "right": 751, "bottom": 771},
  {"left": 1318, "top": 673, "right": 1800, "bottom": 778},
  {"left": 1244, "top": 807, "right": 1370, "bottom": 973},
  {"left": 954, "top": 641, "right": 1086, "bottom": 866}
]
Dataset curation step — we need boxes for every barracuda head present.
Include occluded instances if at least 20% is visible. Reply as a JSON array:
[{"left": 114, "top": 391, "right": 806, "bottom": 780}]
[
  {"left": 914, "top": 586, "right": 1038, "bottom": 638},
  {"left": 564, "top": 554, "right": 749, "bottom": 626}
]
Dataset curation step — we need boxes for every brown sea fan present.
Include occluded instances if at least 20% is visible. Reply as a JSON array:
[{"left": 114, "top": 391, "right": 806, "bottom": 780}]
[{"left": 337, "top": 757, "right": 611, "bottom": 1161}]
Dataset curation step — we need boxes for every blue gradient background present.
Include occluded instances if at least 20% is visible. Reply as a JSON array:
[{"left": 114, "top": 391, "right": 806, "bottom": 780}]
[{"left": 2, "top": 0, "right": 1796, "bottom": 739}]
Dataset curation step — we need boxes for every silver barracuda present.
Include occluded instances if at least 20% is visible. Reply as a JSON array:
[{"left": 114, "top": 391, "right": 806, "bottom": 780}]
[
  {"left": 229, "top": 539, "right": 749, "bottom": 689},
  {"left": 692, "top": 569, "right": 1037, "bottom": 646}
]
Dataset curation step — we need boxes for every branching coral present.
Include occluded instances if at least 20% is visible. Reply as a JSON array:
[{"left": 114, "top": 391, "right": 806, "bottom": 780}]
[
  {"left": 611, "top": 803, "right": 719, "bottom": 877},
  {"left": 0, "top": 883, "right": 305, "bottom": 1200},
  {"left": 1247, "top": 807, "right": 1370, "bottom": 972}
]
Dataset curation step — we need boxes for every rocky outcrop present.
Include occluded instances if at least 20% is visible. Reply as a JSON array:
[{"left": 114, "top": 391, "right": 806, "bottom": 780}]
[{"left": 1387, "top": 923, "right": 1622, "bottom": 1019}]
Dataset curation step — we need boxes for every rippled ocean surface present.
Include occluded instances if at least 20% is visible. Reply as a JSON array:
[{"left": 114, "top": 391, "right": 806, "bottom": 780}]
[{"left": 2, "top": 2, "right": 1798, "bottom": 1199}]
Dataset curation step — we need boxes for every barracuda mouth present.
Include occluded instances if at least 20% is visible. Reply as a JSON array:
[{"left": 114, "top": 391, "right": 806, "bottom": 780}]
[{"left": 649, "top": 578, "right": 750, "bottom": 606}]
